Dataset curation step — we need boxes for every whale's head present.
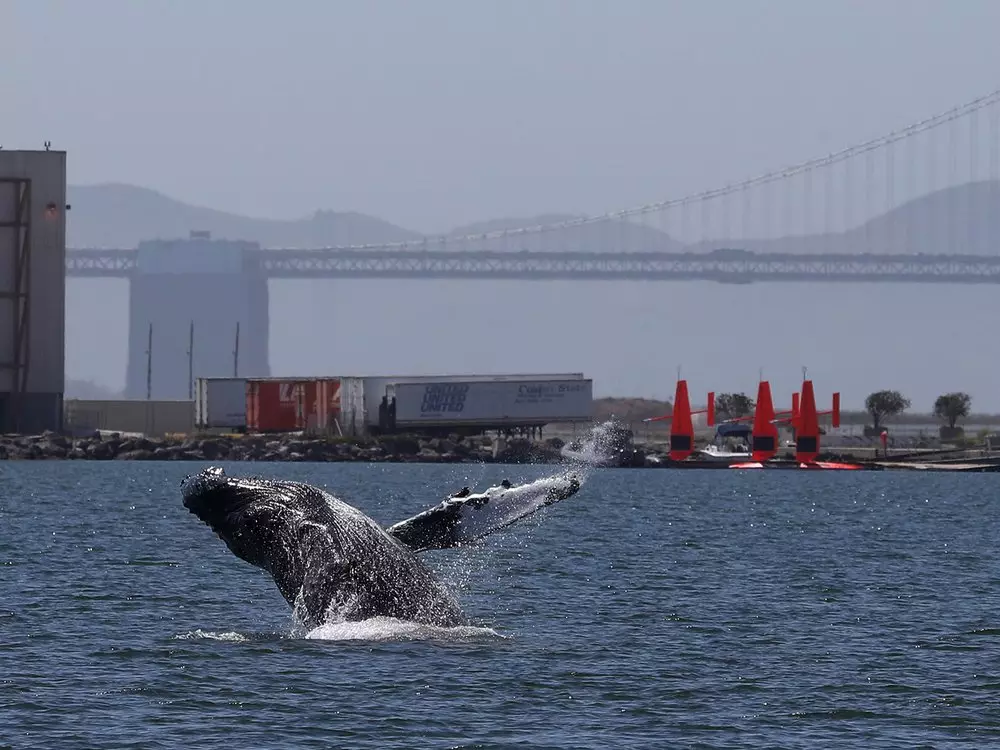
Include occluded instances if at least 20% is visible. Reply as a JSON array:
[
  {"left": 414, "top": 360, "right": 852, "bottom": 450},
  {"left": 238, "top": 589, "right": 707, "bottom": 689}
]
[
  {"left": 181, "top": 466, "right": 242, "bottom": 523},
  {"left": 181, "top": 466, "right": 293, "bottom": 568}
]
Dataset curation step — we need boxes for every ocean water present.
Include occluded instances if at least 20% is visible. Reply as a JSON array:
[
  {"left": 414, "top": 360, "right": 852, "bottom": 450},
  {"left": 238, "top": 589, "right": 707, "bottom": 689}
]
[{"left": 2, "top": 460, "right": 999, "bottom": 749}]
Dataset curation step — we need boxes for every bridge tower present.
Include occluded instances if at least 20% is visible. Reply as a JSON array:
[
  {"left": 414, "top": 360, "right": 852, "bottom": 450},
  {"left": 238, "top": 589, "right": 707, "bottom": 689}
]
[{"left": 124, "top": 234, "right": 270, "bottom": 399}]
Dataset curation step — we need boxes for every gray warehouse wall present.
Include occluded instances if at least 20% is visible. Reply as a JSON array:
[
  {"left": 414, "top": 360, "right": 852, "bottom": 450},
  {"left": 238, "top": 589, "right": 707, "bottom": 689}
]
[
  {"left": 0, "top": 393, "right": 63, "bottom": 435},
  {"left": 0, "top": 150, "right": 67, "bottom": 433}
]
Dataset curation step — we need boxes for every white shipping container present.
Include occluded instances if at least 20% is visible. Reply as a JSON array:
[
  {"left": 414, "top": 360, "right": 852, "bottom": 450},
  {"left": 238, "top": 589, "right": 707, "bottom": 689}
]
[
  {"left": 362, "top": 373, "right": 585, "bottom": 426},
  {"left": 338, "top": 377, "right": 366, "bottom": 436},
  {"left": 195, "top": 377, "right": 247, "bottom": 429},
  {"left": 389, "top": 379, "right": 593, "bottom": 426}
]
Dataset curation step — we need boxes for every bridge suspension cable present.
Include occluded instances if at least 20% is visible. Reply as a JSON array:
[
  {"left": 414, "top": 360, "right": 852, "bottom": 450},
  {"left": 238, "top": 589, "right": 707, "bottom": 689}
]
[
  {"left": 67, "top": 86, "right": 1000, "bottom": 259},
  {"left": 322, "top": 86, "right": 1000, "bottom": 252}
]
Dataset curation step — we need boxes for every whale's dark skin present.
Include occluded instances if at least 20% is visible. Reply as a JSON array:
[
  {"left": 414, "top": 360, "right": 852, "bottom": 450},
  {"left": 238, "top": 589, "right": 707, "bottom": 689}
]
[{"left": 181, "top": 467, "right": 467, "bottom": 629}]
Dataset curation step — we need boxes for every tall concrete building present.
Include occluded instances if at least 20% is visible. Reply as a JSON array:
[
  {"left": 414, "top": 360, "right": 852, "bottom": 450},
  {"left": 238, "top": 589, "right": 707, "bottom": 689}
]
[
  {"left": 0, "top": 149, "right": 67, "bottom": 433},
  {"left": 124, "top": 235, "right": 270, "bottom": 399}
]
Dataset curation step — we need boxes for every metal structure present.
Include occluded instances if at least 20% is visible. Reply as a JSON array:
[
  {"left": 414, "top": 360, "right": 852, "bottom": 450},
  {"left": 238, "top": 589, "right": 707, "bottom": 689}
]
[
  {"left": 64, "top": 86, "right": 1000, "bottom": 286},
  {"left": 58, "top": 87, "right": 1000, "bottom": 404},
  {"left": 0, "top": 178, "right": 32, "bottom": 431},
  {"left": 65, "top": 247, "right": 1000, "bottom": 284},
  {"left": 117, "top": 236, "right": 270, "bottom": 400},
  {"left": 0, "top": 149, "right": 67, "bottom": 433}
]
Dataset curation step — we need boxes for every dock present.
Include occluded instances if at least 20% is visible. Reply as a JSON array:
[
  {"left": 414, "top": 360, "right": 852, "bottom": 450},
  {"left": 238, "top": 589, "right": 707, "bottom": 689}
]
[
  {"left": 647, "top": 456, "right": 1000, "bottom": 472},
  {"left": 871, "top": 461, "right": 1000, "bottom": 473}
]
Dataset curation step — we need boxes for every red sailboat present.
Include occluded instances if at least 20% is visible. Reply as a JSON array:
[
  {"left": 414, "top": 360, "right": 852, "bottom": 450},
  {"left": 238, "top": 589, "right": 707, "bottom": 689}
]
[
  {"left": 729, "top": 378, "right": 858, "bottom": 470},
  {"left": 642, "top": 379, "right": 715, "bottom": 461}
]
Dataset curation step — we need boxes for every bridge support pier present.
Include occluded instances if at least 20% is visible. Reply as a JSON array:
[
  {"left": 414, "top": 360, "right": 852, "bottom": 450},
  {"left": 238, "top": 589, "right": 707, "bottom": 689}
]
[{"left": 123, "top": 240, "right": 270, "bottom": 400}]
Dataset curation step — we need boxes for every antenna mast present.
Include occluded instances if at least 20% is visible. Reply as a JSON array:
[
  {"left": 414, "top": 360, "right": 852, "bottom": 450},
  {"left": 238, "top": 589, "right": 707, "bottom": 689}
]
[
  {"left": 187, "top": 320, "right": 195, "bottom": 400},
  {"left": 145, "top": 323, "right": 153, "bottom": 400},
  {"left": 233, "top": 322, "right": 240, "bottom": 377}
]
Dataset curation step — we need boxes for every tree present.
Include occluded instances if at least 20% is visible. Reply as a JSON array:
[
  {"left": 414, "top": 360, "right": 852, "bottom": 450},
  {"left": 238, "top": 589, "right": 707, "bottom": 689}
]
[
  {"left": 864, "top": 390, "right": 911, "bottom": 431},
  {"left": 934, "top": 392, "right": 972, "bottom": 429},
  {"left": 715, "top": 392, "right": 755, "bottom": 421}
]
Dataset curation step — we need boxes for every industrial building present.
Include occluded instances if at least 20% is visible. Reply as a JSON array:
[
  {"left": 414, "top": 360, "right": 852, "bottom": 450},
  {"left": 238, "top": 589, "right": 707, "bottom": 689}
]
[
  {"left": 124, "top": 233, "right": 270, "bottom": 399},
  {"left": 0, "top": 149, "right": 67, "bottom": 433}
]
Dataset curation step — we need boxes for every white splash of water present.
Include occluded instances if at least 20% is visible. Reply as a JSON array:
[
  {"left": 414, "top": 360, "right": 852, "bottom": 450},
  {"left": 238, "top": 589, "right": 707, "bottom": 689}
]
[
  {"left": 560, "top": 419, "right": 634, "bottom": 467},
  {"left": 173, "top": 629, "right": 253, "bottom": 642},
  {"left": 304, "top": 616, "right": 505, "bottom": 642},
  {"left": 173, "top": 620, "right": 504, "bottom": 644}
]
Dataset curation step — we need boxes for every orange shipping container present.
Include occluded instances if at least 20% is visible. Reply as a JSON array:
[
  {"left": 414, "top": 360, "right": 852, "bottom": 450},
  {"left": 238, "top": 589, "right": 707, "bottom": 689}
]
[
  {"left": 246, "top": 378, "right": 343, "bottom": 433},
  {"left": 246, "top": 380, "right": 307, "bottom": 432}
]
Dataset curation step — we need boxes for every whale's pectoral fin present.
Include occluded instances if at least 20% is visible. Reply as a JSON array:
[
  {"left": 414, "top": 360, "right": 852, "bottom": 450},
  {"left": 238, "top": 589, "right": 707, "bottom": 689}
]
[{"left": 386, "top": 472, "right": 583, "bottom": 553}]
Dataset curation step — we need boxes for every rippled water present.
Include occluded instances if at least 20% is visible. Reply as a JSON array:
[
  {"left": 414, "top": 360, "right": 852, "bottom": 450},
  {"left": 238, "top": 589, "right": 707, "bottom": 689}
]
[{"left": 2, "top": 461, "right": 999, "bottom": 748}]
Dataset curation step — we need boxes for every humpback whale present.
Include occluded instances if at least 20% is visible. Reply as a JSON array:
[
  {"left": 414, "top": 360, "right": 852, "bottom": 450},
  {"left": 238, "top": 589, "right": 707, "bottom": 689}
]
[{"left": 181, "top": 467, "right": 582, "bottom": 629}]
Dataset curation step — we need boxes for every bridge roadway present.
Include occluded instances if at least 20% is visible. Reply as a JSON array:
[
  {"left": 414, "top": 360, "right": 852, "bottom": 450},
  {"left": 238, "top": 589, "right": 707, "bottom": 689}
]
[{"left": 64, "top": 247, "right": 1000, "bottom": 284}]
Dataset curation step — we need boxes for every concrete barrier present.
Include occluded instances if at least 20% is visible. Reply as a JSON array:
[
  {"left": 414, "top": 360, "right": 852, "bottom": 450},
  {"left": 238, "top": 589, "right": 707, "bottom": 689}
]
[{"left": 64, "top": 399, "right": 194, "bottom": 437}]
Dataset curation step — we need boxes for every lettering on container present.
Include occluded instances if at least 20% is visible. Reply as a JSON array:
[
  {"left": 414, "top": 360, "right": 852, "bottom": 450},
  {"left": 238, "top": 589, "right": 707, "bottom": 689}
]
[
  {"left": 517, "top": 382, "right": 586, "bottom": 401},
  {"left": 420, "top": 383, "right": 468, "bottom": 413},
  {"left": 406, "top": 380, "right": 591, "bottom": 421},
  {"left": 278, "top": 384, "right": 305, "bottom": 403}
]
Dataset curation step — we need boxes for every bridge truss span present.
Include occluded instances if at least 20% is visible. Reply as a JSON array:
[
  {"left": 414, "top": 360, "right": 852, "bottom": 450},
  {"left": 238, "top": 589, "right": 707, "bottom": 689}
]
[
  {"left": 258, "top": 248, "right": 1000, "bottom": 283},
  {"left": 65, "top": 248, "right": 1000, "bottom": 284},
  {"left": 65, "top": 249, "right": 135, "bottom": 277}
]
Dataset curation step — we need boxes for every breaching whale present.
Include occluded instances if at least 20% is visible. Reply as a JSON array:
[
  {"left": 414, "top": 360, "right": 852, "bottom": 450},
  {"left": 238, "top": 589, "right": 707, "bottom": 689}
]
[{"left": 181, "top": 466, "right": 582, "bottom": 629}]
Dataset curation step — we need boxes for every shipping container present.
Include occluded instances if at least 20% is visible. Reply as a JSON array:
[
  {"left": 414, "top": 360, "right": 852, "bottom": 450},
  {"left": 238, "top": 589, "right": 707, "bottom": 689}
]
[
  {"left": 246, "top": 377, "right": 346, "bottom": 433},
  {"left": 236, "top": 373, "right": 582, "bottom": 434},
  {"left": 246, "top": 379, "right": 307, "bottom": 432},
  {"left": 302, "top": 378, "right": 346, "bottom": 435},
  {"left": 385, "top": 378, "right": 592, "bottom": 430},
  {"left": 194, "top": 377, "right": 247, "bottom": 430},
  {"left": 362, "top": 373, "right": 586, "bottom": 427},
  {"left": 337, "top": 377, "right": 366, "bottom": 436}
]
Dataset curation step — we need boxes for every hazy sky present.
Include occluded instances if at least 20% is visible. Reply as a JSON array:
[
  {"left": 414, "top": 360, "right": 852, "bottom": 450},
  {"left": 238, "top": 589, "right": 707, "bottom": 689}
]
[
  {"left": 7, "top": 1, "right": 1000, "bottom": 411},
  {"left": 10, "top": 0, "right": 1000, "bottom": 232}
]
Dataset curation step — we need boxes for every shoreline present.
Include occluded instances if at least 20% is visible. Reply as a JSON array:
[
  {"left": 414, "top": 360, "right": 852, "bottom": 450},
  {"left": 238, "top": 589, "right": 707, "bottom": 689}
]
[
  {"left": 1, "top": 431, "right": 996, "bottom": 471},
  {"left": 0, "top": 431, "right": 567, "bottom": 464}
]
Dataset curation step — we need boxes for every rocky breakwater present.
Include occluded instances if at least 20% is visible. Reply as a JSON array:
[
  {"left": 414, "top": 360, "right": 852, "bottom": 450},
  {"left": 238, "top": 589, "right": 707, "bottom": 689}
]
[{"left": 0, "top": 431, "right": 578, "bottom": 464}]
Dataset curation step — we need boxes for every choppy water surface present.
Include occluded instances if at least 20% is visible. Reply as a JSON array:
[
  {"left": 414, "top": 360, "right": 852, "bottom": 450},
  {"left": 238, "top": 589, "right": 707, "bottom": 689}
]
[{"left": 2, "top": 461, "right": 999, "bottom": 748}]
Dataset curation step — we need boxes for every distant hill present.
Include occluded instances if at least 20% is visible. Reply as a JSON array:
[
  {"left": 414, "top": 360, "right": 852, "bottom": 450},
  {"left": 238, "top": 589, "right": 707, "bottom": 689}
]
[
  {"left": 451, "top": 182, "right": 1000, "bottom": 256},
  {"left": 449, "top": 214, "right": 583, "bottom": 236},
  {"left": 593, "top": 397, "right": 671, "bottom": 426},
  {"left": 65, "top": 180, "right": 1000, "bottom": 255},
  {"left": 448, "top": 214, "right": 685, "bottom": 253},
  {"left": 687, "top": 181, "right": 1000, "bottom": 255},
  {"left": 67, "top": 183, "right": 422, "bottom": 248}
]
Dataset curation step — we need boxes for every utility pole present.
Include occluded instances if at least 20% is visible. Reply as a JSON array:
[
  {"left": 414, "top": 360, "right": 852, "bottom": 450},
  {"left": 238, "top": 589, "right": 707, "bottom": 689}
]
[
  {"left": 233, "top": 322, "right": 240, "bottom": 377},
  {"left": 187, "top": 320, "right": 194, "bottom": 400},
  {"left": 145, "top": 323, "right": 153, "bottom": 401}
]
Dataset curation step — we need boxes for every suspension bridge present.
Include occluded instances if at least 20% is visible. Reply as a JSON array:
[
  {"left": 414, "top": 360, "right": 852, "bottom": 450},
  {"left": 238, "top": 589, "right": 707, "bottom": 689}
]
[
  {"left": 68, "top": 88, "right": 1000, "bottom": 284},
  {"left": 60, "top": 87, "right": 1000, "bottom": 399}
]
